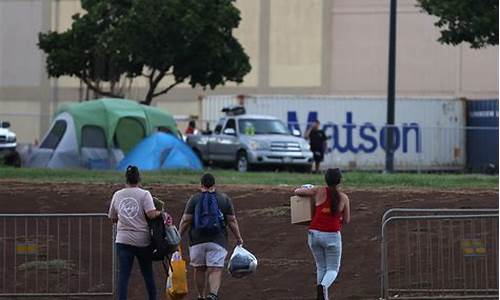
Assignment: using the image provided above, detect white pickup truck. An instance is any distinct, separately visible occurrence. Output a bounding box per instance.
[187,107,313,172]
[0,121,16,151]
[0,121,20,166]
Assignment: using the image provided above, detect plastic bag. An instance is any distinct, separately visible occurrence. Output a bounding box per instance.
[227,245,258,278]
[162,212,180,255]
[165,225,181,249]
[166,250,188,299]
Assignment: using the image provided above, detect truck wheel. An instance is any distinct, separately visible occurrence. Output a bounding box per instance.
[192,148,205,166]
[295,164,312,173]
[236,152,249,172]
[4,150,21,168]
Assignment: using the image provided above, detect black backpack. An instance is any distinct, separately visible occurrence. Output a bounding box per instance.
[148,215,178,261]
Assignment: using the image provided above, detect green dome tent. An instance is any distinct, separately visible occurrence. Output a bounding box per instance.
[28,98,179,169]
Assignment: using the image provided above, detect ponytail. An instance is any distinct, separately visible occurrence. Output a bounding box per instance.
[329,185,340,214]
[325,168,342,215]
[125,165,140,185]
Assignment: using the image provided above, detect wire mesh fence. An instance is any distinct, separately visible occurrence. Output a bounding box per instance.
[0,214,115,298]
[381,209,499,299]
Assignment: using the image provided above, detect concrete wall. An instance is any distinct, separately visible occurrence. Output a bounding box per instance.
[330,0,498,98]
[0,0,52,143]
[0,0,497,143]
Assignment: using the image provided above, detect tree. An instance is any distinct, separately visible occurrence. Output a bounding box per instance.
[38,0,141,98]
[38,0,251,104]
[417,0,498,49]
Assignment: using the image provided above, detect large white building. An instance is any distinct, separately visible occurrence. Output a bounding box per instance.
[0,0,498,143]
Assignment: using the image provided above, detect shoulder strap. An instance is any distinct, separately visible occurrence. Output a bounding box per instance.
[211,192,226,227]
[198,192,209,207]
[208,191,217,203]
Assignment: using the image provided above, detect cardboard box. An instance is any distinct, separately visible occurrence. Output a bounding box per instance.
[290,196,315,225]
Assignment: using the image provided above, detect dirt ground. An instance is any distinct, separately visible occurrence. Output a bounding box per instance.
[0,181,498,300]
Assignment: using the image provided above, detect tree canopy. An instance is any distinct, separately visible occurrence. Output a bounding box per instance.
[38,0,251,104]
[417,0,498,49]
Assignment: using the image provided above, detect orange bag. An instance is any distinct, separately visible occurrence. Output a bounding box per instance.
[166,246,188,299]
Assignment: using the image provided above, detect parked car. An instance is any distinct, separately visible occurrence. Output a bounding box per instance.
[0,121,20,167]
[0,121,16,151]
[187,106,313,172]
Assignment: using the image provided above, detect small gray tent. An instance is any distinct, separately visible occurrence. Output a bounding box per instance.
[28,98,179,169]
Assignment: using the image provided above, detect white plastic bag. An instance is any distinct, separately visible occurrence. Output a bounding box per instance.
[227,245,258,278]
[165,225,181,248]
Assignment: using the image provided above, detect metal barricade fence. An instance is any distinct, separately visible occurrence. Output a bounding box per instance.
[381,209,499,299]
[0,214,115,297]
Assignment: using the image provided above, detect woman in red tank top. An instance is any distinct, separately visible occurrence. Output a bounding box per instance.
[294,168,351,300]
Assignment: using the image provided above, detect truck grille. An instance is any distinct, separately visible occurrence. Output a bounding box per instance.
[270,142,301,152]
[0,136,5,143]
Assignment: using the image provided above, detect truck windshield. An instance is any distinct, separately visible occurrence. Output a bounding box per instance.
[238,119,290,135]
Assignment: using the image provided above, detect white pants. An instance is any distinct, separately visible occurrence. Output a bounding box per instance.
[308,230,342,299]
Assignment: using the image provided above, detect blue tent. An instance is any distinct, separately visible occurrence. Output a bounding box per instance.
[117,132,203,171]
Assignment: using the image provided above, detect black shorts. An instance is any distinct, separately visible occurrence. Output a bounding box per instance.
[313,151,324,163]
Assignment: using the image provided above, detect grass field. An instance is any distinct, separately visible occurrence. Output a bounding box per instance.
[0,167,498,189]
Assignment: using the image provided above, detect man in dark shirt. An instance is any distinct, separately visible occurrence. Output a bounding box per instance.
[179,173,243,300]
[306,120,328,173]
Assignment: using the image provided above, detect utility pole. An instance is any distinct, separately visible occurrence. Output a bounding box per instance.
[385,0,397,173]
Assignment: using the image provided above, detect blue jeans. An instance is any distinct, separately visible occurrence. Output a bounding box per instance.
[308,230,342,297]
[116,243,157,300]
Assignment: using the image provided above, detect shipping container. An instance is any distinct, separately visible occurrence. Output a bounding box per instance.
[466,99,499,173]
[202,95,467,171]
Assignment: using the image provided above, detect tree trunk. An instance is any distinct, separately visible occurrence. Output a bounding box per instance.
[79,75,123,99]
[143,90,154,105]
[140,71,182,105]
[141,71,166,105]
[110,80,116,95]
[85,85,90,101]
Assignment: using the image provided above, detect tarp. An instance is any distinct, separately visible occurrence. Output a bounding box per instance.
[117,132,203,171]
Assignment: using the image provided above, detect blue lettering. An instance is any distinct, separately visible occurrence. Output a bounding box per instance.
[287,111,300,134]
[359,123,377,153]
[342,112,359,153]
[323,123,346,153]
[287,111,422,154]
[380,126,400,152]
[305,111,318,134]
[402,123,421,153]
[287,111,318,135]
[322,123,333,153]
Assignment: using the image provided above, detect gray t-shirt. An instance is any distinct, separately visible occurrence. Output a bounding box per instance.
[108,187,155,247]
[184,191,235,248]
